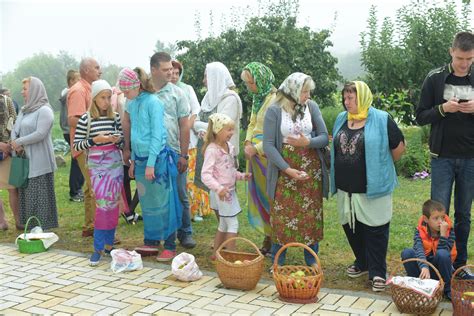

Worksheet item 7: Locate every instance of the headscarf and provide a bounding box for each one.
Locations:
[201,62,235,112]
[118,68,140,91]
[243,62,275,113]
[172,60,189,97]
[209,113,234,134]
[347,81,373,121]
[278,72,312,121]
[21,77,50,114]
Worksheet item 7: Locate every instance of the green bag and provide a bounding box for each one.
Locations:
[8,155,29,188]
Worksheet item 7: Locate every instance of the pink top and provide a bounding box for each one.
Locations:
[201,142,245,194]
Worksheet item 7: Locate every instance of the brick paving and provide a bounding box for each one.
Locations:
[0,244,453,315]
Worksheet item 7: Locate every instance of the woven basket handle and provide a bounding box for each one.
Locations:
[391,258,444,287]
[451,264,474,289]
[216,237,262,257]
[272,242,321,273]
[23,216,42,240]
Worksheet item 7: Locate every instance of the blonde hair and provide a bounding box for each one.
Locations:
[22,77,31,84]
[240,69,253,83]
[134,67,155,93]
[202,119,235,155]
[89,90,114,119]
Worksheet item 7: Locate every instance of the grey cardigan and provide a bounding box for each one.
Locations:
[263,100,329,200]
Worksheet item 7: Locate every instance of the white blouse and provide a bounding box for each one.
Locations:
[281,106,312,143]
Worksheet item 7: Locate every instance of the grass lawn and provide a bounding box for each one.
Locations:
[1,116,473,294]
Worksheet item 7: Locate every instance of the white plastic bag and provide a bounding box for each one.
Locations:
[110,249,143,273]
[171,252,203,281]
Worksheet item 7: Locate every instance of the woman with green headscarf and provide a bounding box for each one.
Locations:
[241,62,277,255]
[330,81,405,292]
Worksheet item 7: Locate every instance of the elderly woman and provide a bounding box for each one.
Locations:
[331,81,405,291]
[263,72,329,268]
[194,62,242,215]
[11,77,58,230]
[241,62,276,255]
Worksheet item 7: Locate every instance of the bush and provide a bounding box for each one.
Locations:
[373,90,416,126]
[321,105,344,136]
[396,126,430,177]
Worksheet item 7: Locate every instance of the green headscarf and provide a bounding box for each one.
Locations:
[243,62,275,113]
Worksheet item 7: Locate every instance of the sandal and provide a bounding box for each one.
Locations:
[346,264,368,278]
[371,276,386,292]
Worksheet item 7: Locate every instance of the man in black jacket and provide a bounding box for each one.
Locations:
[416,31,474,276]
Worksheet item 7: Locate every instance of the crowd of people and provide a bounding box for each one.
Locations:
[0,31,472,296]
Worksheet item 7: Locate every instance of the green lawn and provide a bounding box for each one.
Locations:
[0,116,472,294]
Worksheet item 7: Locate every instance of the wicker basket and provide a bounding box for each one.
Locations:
[215,237,264,290]
[451,264,474,316]
[273,242,323,304]
[389,258,444,315]
[16,216,47,254]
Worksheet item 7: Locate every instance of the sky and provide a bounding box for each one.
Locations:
[0,0,471,75]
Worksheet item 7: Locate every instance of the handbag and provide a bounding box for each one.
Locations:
[8,154,29,188]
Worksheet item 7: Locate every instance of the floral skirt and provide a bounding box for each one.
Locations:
[271,144,323,245]
[187,148,211,217]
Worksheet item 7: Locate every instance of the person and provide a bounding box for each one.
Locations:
[171,60,211,221]
[241,62,276,256]
[68,58,102,238]
[149,52,196,254]
[331,81,405,291]
[401,199,458,300]
[0,92,20,230]
[194,62,242,220]
[11,77,58,230]
[263,72,329,269]
[0,88,20,114]
[201,113,251,259]
[73,80,124,266]
[415,31,474,277]
[59,69,84,203]
[119,67,181,262]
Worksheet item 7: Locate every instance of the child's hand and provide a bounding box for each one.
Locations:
[244,173,252,180]
[440,220,449,237]
[145,166,155,181]
[218,187,230,201]
[419,267,430,279]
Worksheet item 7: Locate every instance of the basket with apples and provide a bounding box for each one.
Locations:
[452,265,474,316]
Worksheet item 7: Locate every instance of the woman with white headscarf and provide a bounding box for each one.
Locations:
[194,62,242,201]
[263,72,329,269]
[11,77,58,230]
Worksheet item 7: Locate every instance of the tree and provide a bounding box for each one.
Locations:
[360,0,472,124]
[154,40,178,58]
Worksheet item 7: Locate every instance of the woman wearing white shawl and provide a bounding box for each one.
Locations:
[194,62,242,194]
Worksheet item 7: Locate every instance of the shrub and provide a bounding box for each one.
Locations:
[396,126,430,177]
[321,104,344,136]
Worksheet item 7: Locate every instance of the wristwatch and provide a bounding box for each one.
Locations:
[181,154,189,160]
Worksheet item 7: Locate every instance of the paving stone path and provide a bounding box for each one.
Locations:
[0,244,452,315]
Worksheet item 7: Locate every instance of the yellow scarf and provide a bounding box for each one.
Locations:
[347,81,373,121]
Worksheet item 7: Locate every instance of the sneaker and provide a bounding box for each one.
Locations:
[89,252,101,266]
[134,245,159,256]
[180,234,197,249]
[122,212,142,224]
[371,276,386,292]
[347,264,369,278]
[156,249,176,262]
[70,194,84,202]
[456,267,474,280]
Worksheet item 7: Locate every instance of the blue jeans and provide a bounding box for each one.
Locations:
[431,158,474,268]
[401,248,453,297]
[177,169,192,240]
[94,228,116,252]
[144,231,177,251]
[271,243,319,266]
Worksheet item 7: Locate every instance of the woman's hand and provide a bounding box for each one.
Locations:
[198,131,206,139]
[0,142,10,154]
[10,141,24,154]
[286,133,310,147]
[244,143,257,160]
[128,161,135,179]
[244,172,252,180]
[145,166,155,181]
[93,133,112,144]
[419,267,430,279]
[284,168,309,180]
[109,134,122,144]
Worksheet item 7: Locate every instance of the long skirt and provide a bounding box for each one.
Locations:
[247,135,271,235]
[271,144,323,245]
[19,172,58,230]
[88,145,123,230]
[135,147,182,241]
[187,148,211,217]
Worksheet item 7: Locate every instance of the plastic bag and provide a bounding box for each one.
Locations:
[171,252,203,281]
[110,249,143,273]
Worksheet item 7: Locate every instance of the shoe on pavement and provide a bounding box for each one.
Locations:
[90,252,101,266]
[135,245,159,256]
[371,276,386,292]
[347,264,369,278]
[156,249,176,262]
[180,235,196,249]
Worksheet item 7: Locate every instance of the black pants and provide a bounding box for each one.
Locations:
[343,219,390,280]
[123,164,139,213]
[64,134,84,197]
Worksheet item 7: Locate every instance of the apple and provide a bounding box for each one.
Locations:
[234,260,243,264]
